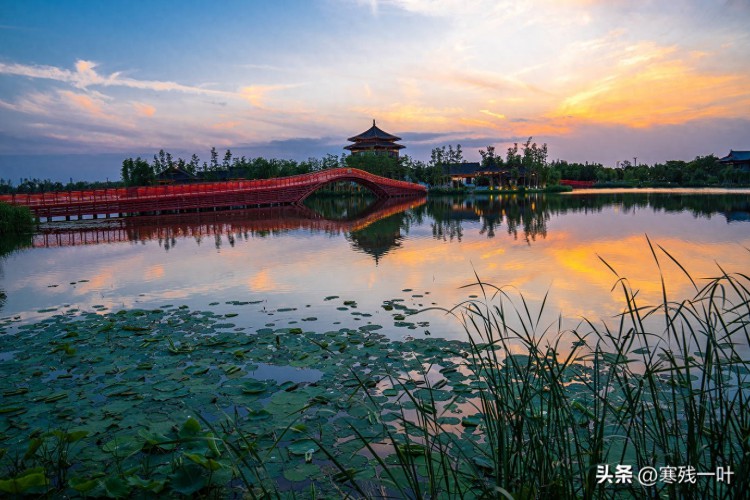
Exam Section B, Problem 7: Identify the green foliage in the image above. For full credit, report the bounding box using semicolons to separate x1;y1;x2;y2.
326;248;749;498
121;157;155;187
548;154;749;187
345;151;404;179
0;201;34;236
1;249;747;497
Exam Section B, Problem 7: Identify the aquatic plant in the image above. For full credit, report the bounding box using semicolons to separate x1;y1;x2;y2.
0;202;34;237
0;246;747;498
325;246;749;498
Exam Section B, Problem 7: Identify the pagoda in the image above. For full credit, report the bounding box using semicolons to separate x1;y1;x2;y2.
344;120;405;158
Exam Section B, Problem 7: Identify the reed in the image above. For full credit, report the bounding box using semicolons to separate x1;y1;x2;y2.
327;245;749;498
0;202;34;236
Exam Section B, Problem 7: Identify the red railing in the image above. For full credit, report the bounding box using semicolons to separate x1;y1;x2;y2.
559;179;595;189
0;168;427;210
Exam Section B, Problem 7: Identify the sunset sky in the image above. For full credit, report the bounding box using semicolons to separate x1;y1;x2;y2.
1;0;749;181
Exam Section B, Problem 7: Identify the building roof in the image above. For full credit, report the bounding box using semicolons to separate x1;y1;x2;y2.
718;150;750;162
156;165;196;181
347;120;402;142
444;162;509;175
445;162;481;175
344;140;406;151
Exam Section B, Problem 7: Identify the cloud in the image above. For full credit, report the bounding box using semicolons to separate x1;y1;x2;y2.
0;60;292;104
239;84;298;108
553;47;750;127
59;90;112;120
480;109;506;120
133;102;156;117
211;120;242;130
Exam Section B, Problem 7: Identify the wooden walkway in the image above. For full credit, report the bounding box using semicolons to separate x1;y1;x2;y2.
0;168;426;221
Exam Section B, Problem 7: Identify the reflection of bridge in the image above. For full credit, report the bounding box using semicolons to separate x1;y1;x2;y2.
0;168;426;221
31;196;426;248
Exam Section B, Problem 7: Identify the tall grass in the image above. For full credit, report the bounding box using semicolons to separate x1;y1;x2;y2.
330;245;749;499
0;201;35;236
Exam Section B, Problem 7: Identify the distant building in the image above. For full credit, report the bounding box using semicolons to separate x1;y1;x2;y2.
444;162;523;188
196;166;248;182
155;165;196;184
345;120;405;158
718;150;750;172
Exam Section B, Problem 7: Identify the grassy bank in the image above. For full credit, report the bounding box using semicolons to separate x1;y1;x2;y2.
0;202;34;236
591;180;750;189
428;184;572;196
0;249;747;498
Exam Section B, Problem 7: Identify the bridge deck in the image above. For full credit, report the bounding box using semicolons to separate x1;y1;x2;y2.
0;168;426;220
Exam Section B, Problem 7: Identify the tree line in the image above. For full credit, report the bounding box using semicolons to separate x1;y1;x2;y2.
1;140;747;194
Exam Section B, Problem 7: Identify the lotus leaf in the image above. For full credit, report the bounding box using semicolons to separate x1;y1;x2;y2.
288;438;318;456
241;380;269;395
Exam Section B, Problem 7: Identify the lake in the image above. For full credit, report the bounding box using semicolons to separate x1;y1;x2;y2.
1;189;748;341
0;189;748;497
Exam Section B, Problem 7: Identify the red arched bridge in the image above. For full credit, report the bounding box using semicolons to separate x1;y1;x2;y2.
0;168;427;221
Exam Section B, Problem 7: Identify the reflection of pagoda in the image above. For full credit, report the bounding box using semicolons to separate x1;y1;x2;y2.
344;120;405;158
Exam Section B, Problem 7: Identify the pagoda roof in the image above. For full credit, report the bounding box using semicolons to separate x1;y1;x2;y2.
719;150;750;162
345;140;406;151
348;120;402;142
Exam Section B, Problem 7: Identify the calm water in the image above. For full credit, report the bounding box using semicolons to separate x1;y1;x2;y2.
1;189;748;341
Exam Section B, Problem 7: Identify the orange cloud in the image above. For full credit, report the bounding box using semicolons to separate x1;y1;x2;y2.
60;90;109;118
212;120;242;130
239;84;297;108
554;53;750;127
133;102;156;117
479;109;506;120
351;104;464;130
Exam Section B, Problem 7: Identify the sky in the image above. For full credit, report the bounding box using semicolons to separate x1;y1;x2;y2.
1;0;749;182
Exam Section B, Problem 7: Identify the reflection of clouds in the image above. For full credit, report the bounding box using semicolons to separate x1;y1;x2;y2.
71;271;112;295
143;265;165;281
549;235;750;305
3;204;749;351
248;269;278;293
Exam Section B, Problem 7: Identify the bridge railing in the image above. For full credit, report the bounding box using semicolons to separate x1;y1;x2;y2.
0;167;426;208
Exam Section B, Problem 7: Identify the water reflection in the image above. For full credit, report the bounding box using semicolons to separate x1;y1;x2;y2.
425;191;750;244
27;191;750;255
1;189;748;340
31;196;426;256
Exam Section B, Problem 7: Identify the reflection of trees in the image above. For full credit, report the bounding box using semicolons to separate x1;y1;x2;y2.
0;234;32;311
303;193;377;220
425;191;749;244
543;192;750;222
28;196;427;262
347;213;407;264
427;195;550;243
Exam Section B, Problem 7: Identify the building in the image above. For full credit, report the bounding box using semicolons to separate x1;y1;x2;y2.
344;120;405;158
155;165;196;184
718;150;750;172
444;162;523;188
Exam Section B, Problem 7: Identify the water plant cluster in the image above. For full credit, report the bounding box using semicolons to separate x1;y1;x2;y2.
0;251;748;498
0;202;34;237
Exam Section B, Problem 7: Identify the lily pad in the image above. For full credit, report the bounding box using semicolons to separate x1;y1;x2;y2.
241;380;270;395
288;438;319;456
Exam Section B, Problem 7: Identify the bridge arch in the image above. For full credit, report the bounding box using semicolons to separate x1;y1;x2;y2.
293;168;426;202
296;175;390;202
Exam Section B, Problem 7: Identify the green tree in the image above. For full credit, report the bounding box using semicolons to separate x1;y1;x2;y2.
222;149;233;170
210;147;219;171
121;157;154;186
